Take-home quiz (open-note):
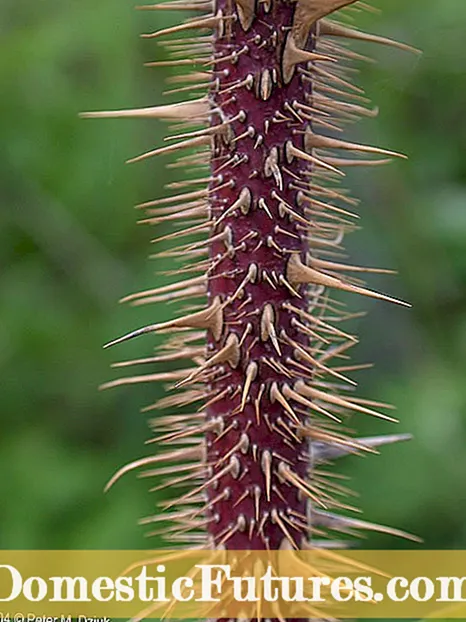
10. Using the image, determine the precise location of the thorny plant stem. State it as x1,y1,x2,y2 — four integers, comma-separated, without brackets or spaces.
83,0,420,561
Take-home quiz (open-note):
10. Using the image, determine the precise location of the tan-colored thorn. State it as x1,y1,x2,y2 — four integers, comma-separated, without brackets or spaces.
151,220,212,245
304,428,379,455
259,69,273,101
234,0,256,30
80,98,209,121
239,432,250,454
254,383,265,425
302,62,366,96
164,456,239,510
270,382,300,424
215,187,252,226
286,142,345,176
222,263,258,309
283,333,357,386
141,14,221,39
100,369,190,391
309,256,396,275
104,446,203,492
211,332,241,367
258,199,272,221
137,1,213,11
271,509,299,549
286,254,410,307
237,514,247,532
103,296,223,348
304,129,407,160
296,190,359,220
282,32,336,84
313,510,422,543
241,361,258,411
253,486,261,522
282,383,340,422
261,450,272,501
290,0,358,50
153,418,221,444
277,462,325,506
322,156,393,168
145,57,209,68
175,332,240,387
260,304,281,356
137,188,208,210
166,71,211,88
165,118,236,144
127,285,206,307
127,135,211,165
263,146,283,190
120,275,206,304
293,380,398,423
111,347,204,368
320,20,421,55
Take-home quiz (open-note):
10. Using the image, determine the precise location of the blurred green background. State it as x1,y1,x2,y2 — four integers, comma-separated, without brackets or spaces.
1,0,465,549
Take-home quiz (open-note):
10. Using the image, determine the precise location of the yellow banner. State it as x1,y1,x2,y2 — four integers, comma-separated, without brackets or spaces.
1,550,466,619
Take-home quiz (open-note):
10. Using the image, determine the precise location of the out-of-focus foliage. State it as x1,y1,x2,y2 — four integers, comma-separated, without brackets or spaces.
1,0,465,549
